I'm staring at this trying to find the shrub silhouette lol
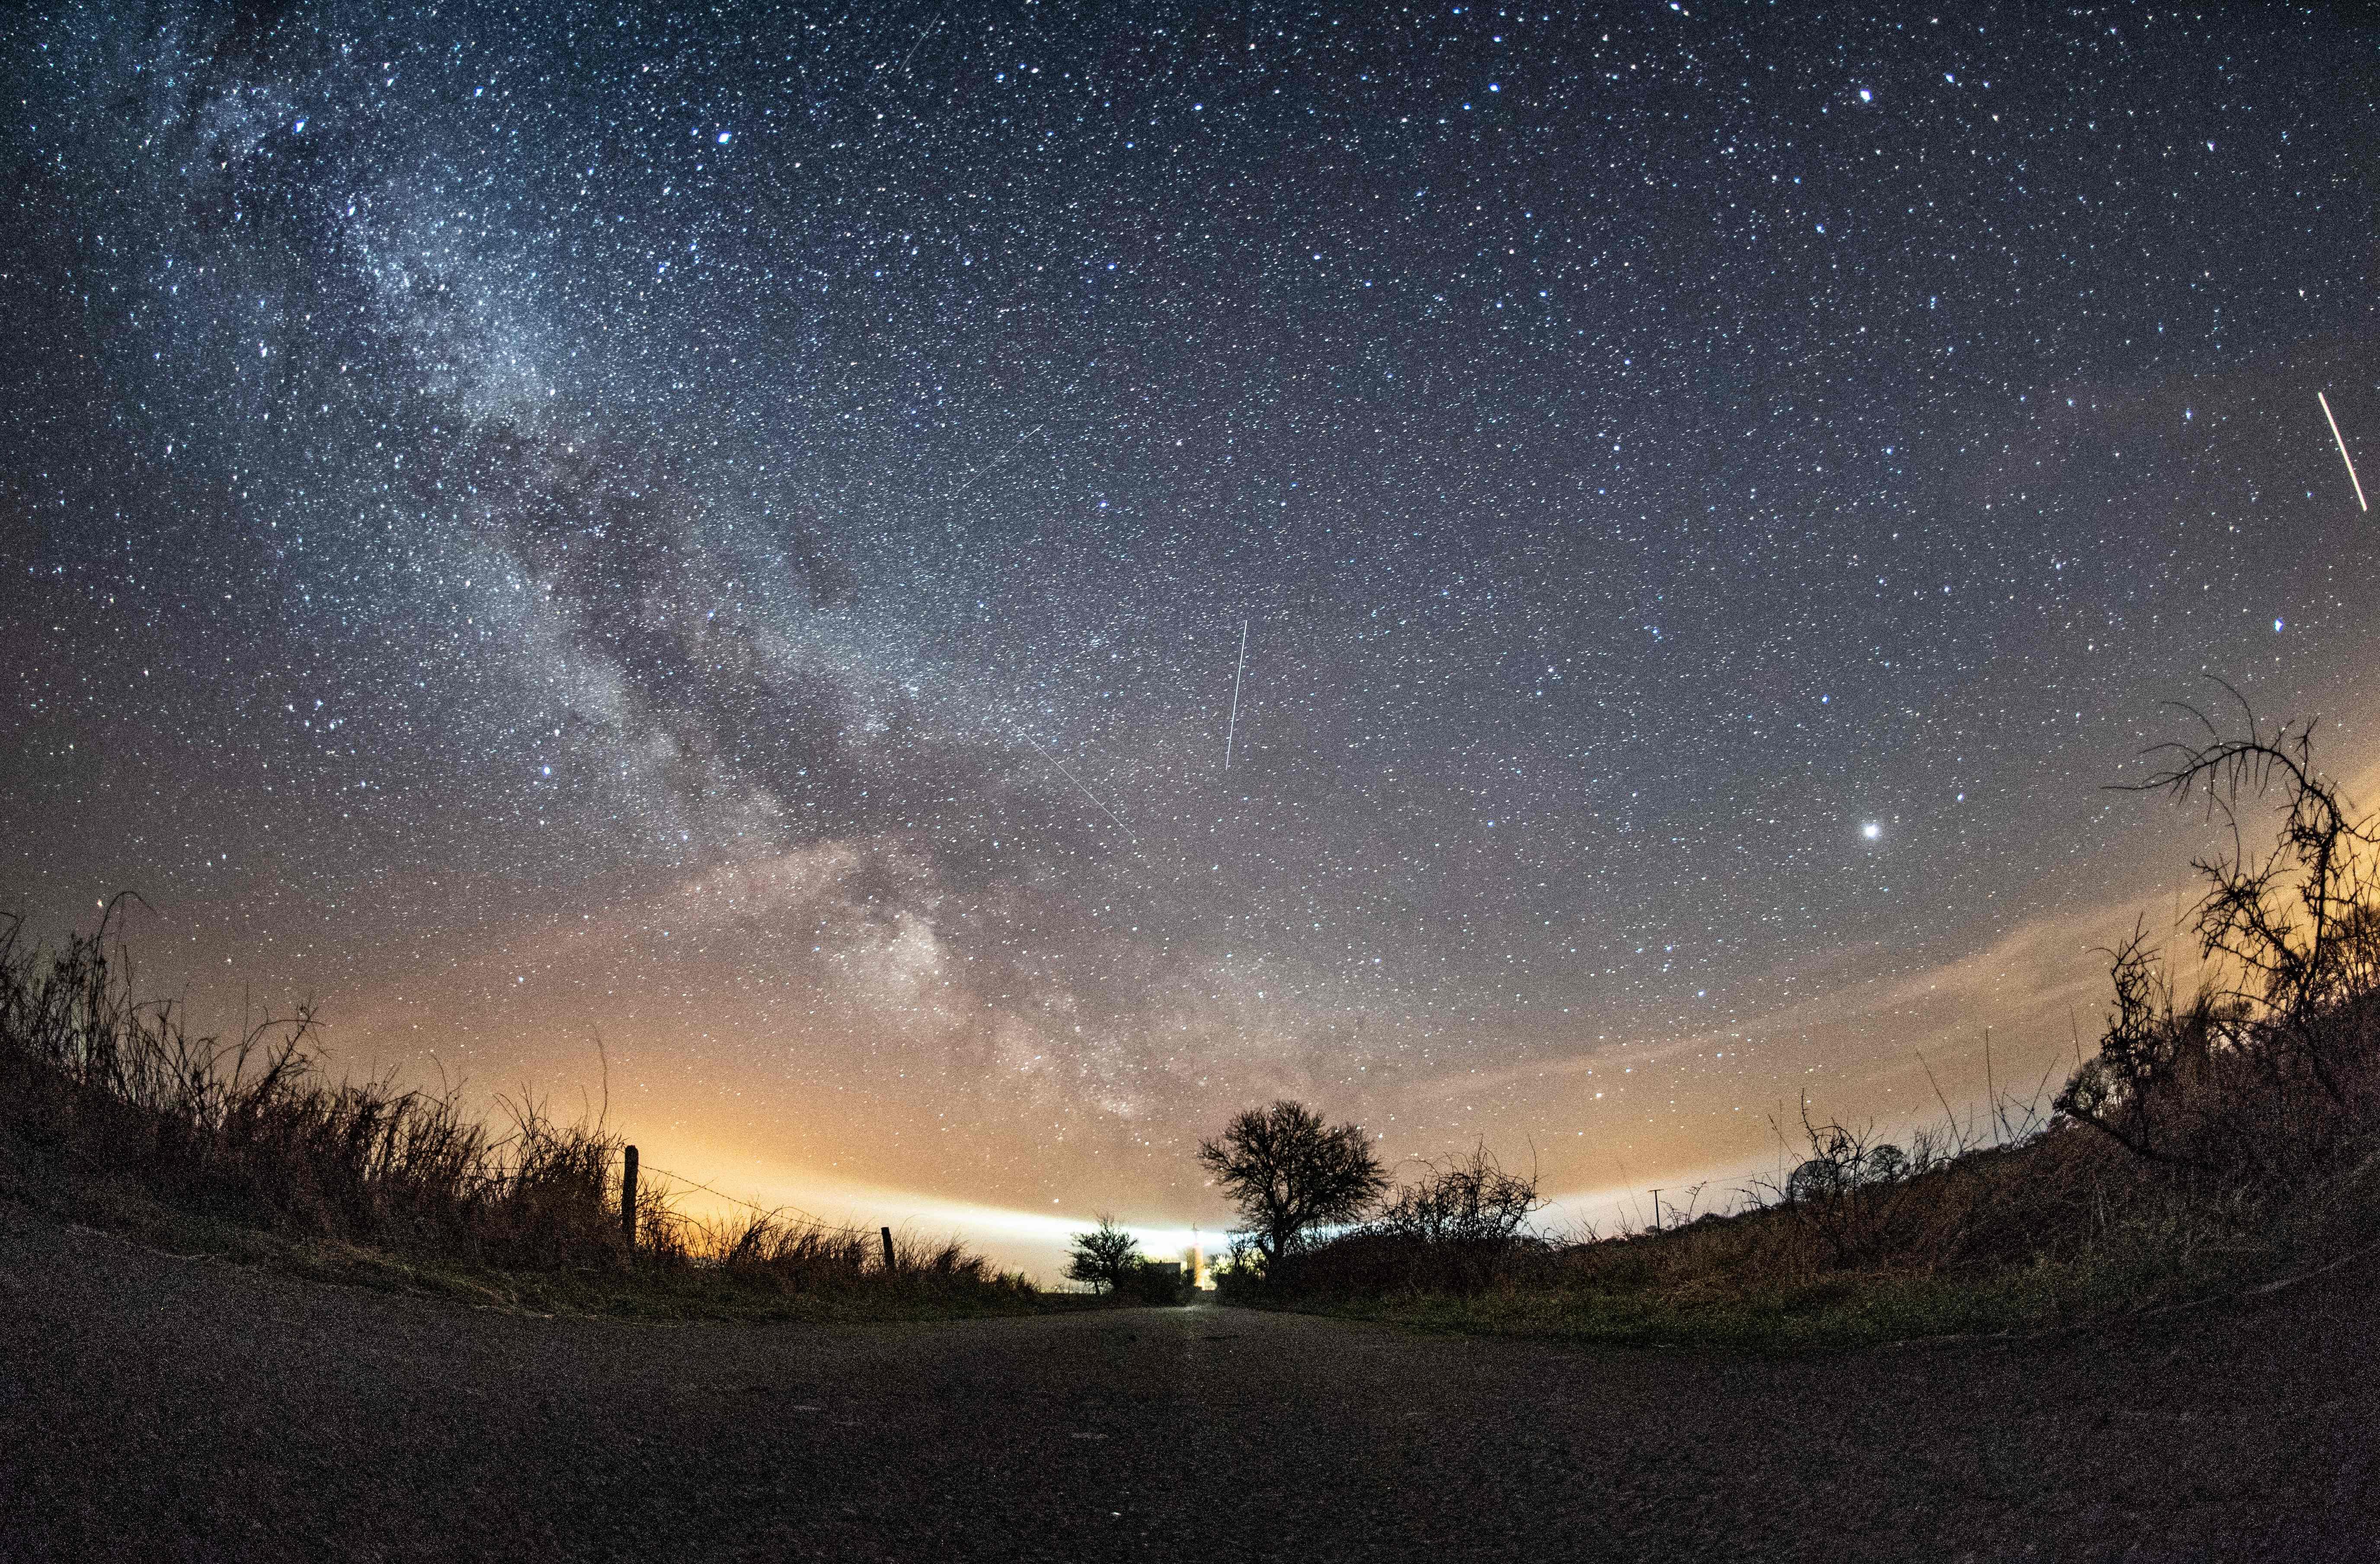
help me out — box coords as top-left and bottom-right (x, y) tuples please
(2060, 689), (2380, 1189)
(1115, 1256), (1191, 1305)
(1372, 1143), (1546, 1292)
(1778, 1115), (1939, 1268)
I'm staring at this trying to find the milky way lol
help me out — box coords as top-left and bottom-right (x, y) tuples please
(5, 3), (2379, 1256)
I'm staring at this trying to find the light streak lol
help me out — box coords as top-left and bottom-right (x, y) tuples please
(1020, 731), (1132, 839)
(1223, 617), (1248, 772)
(2319, 391), (2367, 513)
(948, 424), (1045, 502)
(899, 2), (945, 73)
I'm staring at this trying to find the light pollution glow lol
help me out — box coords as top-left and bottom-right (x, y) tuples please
(6, 3), (2380, 1283)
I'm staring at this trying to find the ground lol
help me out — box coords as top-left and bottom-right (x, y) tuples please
(0, 1203), (2370, 1561)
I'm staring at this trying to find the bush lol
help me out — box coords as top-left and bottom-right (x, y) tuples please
(1115, 1256), (1191, 1305)
(1262, 1144), (1545, 1298)
(2058, 695), (2380, 1192)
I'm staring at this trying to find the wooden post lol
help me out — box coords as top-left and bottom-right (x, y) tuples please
(880, 1224), (896, 1272)
(621, 1144), (640, 1252)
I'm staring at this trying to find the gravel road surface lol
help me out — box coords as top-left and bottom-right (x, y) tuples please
(0, 1204), (2371, 1561)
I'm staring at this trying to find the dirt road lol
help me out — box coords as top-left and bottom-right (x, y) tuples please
(0, 1205), (2370, 1561)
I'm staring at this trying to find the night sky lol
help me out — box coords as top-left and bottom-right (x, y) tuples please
(5, 2), (2378, 1269)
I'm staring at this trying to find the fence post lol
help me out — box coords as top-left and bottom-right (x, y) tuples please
(621, 1144), (640, 1252)
(880, 1224), (896, 1272)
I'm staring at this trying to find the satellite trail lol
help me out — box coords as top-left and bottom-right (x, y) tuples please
(2319, 392), (2367, 513)
(1223, 618), (1248, 772)
(947, 424), (1045, 502)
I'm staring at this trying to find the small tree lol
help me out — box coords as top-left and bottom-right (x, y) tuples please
(1064, 1214), (1140, 1294)
(1196, 1099), (1388, 1271)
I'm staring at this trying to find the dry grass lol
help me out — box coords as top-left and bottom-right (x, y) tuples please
(1264, 1106), (2380, 1350)
(0, 910), (1033, 1318)
(1261, 1003), (2380, 1348)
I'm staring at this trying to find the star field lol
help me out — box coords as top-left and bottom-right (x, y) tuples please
(4, 2), (2379, 1239)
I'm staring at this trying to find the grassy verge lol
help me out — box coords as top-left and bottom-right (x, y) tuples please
(39, 1184), (1066, 1325)
(1254, 1252), (2250, 1354)
(0, 915), (1059, 1324)
(1240, 1129), (2380, 1352)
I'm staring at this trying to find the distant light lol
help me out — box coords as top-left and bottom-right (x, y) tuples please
(1858, 88), (1872, 103)
(2274, 618), (2285, 633)
(717, 130), (732, 144)
(1862, 822), (1883, 840)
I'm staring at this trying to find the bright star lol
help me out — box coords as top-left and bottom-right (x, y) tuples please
(1862, 822), (1882, 840)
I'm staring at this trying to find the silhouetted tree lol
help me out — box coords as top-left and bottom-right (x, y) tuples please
(1196, 1099), (1388, 1271)
(1064, 1214), (1140, 1294)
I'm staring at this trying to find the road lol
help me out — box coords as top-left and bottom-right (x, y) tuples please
(0, 1204), (2371, 1561)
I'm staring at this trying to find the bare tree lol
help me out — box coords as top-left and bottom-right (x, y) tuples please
(1196, 1099), (1388, 1271)
(2129, 686), (2377, 1089)
(2059, 685), (2380, 1181)
(1064, 1214), (1140, 1295)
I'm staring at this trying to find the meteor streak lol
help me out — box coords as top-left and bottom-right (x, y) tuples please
(1223, 618), (1248, 772)
(947, 424), (1046, 502)
(2319, 391), (2367, 513)
(1019, 731), (1132, 839)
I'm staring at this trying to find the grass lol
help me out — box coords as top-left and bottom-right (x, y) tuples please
(0, 910), (1049, 1323)
(1244, 1122), (2380, 1352)
(1242, 1025), (2380, 1351)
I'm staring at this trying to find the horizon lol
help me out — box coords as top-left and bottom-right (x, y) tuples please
(6, 2), (2379, 1284)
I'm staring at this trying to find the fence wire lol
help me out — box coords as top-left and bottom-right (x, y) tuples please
(637, 1160), (876, 1240)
